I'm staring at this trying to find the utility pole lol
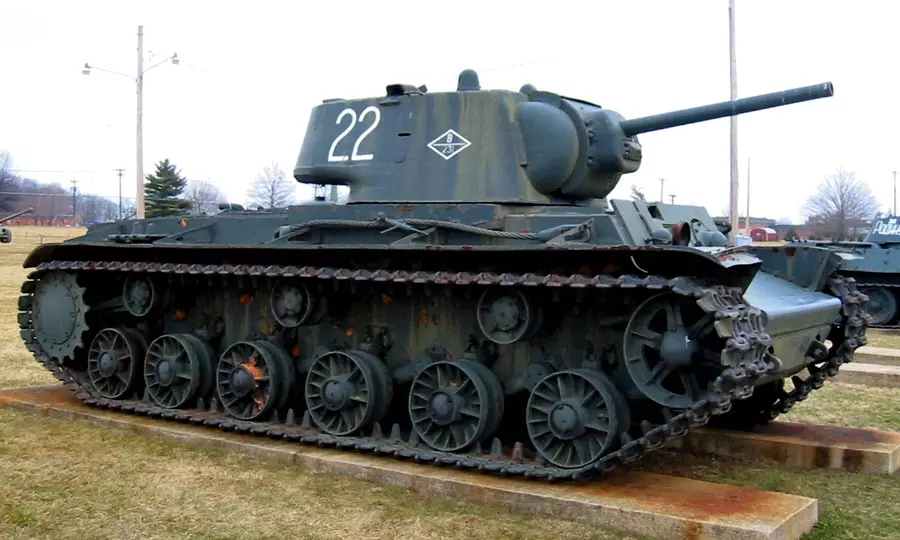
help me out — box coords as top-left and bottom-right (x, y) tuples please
(136, 25), (145, 219)
(893, 170), (897, 216)
(330, 185), (339, 203)
(114, 168), (125, 219)
(82, 26), (178, 218)
(745, 158), (751, 234)
(70, 179), (78, 226)
(728, 0), (739, 242)
(669, 194), (676, 204)
(659, 178), (665, 203)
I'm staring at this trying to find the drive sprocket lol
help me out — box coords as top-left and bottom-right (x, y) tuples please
(30, 270), (90, 361)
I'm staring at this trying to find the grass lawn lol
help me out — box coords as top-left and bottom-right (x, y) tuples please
(1, 227), (899, 540)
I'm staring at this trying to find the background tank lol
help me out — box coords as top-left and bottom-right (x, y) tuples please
(785, 215), (900, 327)
(0, 207), (34, 244)
(16, 70), (868, 481)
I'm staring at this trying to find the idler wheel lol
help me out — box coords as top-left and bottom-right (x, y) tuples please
(408, 360), (504, 452)
(87, 327), (147, 400)
(144, 333), (213, 409)
(304, 350), (392, 436)
(217, 341), (289, 421)
(623, 293), (725, 409)
(526, 369), (628, 469)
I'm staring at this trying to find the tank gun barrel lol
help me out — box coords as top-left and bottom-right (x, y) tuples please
(0, 207), (34, 225)
(619, 82), (834, 137)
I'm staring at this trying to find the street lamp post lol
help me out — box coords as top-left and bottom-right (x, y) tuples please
(728, 0), (739, 243)
(83, 25), (179, 219)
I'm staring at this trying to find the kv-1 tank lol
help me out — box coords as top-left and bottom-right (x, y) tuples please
(17, 70), (869, 481)
(785, 217), (900, 327)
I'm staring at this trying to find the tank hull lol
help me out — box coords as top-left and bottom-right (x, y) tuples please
(784, 240), (900, 328)
(15, 202), (869, 481)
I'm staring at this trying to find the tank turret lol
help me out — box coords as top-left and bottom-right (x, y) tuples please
(294, 70), (833, 205)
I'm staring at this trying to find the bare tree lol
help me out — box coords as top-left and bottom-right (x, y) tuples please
(802, 168), (880, 241)
(187, 180), (226, 215)
(246, 162), (297, 209)
(0, 150), (21, 212)
(629, 184), (647, 202)
(79, 194), (119, 224)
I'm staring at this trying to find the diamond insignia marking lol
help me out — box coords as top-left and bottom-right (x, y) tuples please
(427, 129), (472, 160)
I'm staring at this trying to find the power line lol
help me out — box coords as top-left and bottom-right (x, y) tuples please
(0, 190), (208, 204)
(10, 169), (99, 174)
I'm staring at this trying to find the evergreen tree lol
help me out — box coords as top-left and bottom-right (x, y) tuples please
(144, 159), (193, 218)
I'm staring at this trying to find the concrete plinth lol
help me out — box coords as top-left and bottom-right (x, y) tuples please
(853, 346), (900, 366)
(0, 385), (819, 540)
(669, 421), (900, 475)
(833, 362), (900, 387)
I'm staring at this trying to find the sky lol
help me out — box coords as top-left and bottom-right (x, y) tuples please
(0, 0), (897, 224)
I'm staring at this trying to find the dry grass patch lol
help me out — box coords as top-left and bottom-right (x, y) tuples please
(863, 329), (900, 351)
(774, 381), (900, 432)
(0, 408), (631, 540)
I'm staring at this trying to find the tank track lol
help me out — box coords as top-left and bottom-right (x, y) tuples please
(16, 259), (867, 482)
(760, 277), (869, 422)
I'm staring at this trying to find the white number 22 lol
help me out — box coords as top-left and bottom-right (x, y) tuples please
(327, 105), (381, 162)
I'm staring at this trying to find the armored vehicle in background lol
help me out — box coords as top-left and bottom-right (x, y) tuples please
(17, 70), (868, 481)
(786, 216), (900, 327)
(0, 207), (34, 244)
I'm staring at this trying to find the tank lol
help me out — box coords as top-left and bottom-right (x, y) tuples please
(16, 70), (869, 481)
(784, 216), (900, 327)
(0, 207), (34, 243)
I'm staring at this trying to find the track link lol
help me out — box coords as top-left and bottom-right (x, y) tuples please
(16, 259), (868, 482)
